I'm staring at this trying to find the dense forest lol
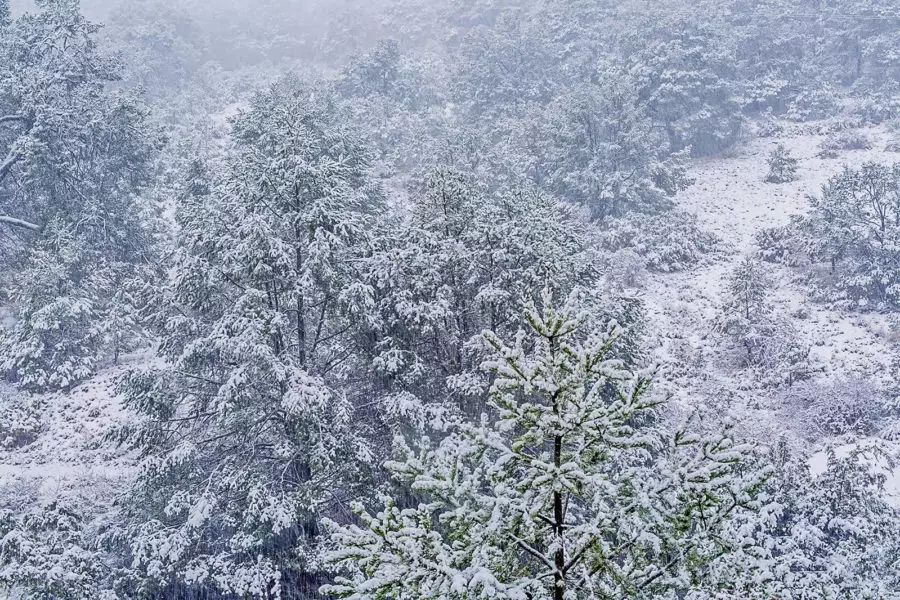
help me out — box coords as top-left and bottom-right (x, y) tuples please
(2, 0), (900, 598)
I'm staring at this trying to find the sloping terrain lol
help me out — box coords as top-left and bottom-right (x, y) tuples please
(2, 121), (899, 510)
(643, 120), (900, 497)
(0, 356), (146, 506)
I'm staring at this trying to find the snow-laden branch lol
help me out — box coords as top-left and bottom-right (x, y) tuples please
(0, 151), (20, 184)
(0, 215), (42, 232)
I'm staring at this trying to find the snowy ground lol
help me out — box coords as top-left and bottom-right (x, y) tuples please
(643, 120), (900, 469)
(0, 355), (146, 508)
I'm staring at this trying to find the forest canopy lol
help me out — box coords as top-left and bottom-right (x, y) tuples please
(2, 0), (900, 599)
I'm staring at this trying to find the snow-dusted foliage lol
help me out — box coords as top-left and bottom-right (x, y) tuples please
(764, 144), (799, 183)
(692, 441), (900, 599)
(0, 495), (113, 600)
(0, 386), (41, 449)
(756, 217), (808, 267)
(450, 14), (556, 121)
(771, 163), (900, 309)
(0, 0), (159, 391)
(361, 168), (630, 420)
(526, 77), (693, 219)
(782, 377), (892, 438)
(785, 86), (842, 122)
(716, 257), (812, 385)
(337, 39), (439, 175)
(626, 20), (744, 157)
(599, 209), (721, 273)
(338, 39), (430, 111)
(852, 87), (900, 125)
(819, 129), (873, 152)
(324, 292), (768, 600)
(113, 75), (381, 597)
(5, 1), (900, 598)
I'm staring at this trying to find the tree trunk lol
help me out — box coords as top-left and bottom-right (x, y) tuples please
(553, 432), (565, 600)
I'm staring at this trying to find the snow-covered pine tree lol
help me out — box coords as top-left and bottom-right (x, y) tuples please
(0, 0), (160, 390)
(451, 14), (557, 121)
(115, 74), (382, 598)
(361, 167), (644, 424)
(693, 441), (900, 599)
(718, 256), (771, 365)
(627, 20), (743, 157)
(338, 39), (427, 109)
(324, 290), (768, 600)
(716, 256), (811, 384)
(726, 256), (769, 319)
(532, 74), (693, 219)
(764, 143), (799, 183)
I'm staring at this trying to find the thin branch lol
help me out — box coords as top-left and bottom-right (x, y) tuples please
(511, 535), (556, 572)
(0, 215), (41, 232)
(562, 538), (596, 575)
(0, 151), (21, 185)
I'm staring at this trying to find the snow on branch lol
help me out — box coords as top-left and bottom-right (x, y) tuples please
(0, 215), (42, 232)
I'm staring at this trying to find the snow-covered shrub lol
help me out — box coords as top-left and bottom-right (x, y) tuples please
(783, 377), (889, 437)
(786, 85), (841, 121)
(887, 314), (900, 344)
(0, 496), (112, 599)
(599, 209), (722, 272)
(665, 337), (707, 381)
(754, 115), (784, 138)
(716, 257), (813, 385)
(820, 129), (873, 151)
(600, 248), (648, 290)
(0, 261), (148, 392)
(756, 218), (806, 266)
(756, 322), (815, 387)
(716, 257), (771, 366)
(0, 389), (41, 450)
(816, 148), (841, 159)
(0, 292), (100, 392)
(851, 90), (900, 124)
(821, 116), (870, 134)
(884, 139), (900, 153)
(764, 143), (799, 183)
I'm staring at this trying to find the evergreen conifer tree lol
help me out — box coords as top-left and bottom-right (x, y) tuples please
(324, 291), (768, 600)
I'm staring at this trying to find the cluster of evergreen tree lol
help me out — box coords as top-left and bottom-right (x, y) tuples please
(760, 162), (900, 310)
(2, 1), (900, 599)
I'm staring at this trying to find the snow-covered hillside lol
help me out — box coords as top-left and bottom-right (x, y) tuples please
(643, 120), (900, 494)
(0, 357), (141, 506)
(6, 0), (900, 597)
(4, 120), (899, 510)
